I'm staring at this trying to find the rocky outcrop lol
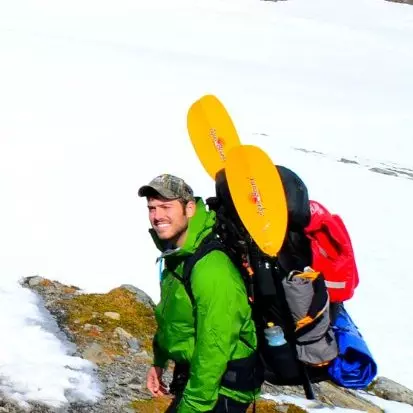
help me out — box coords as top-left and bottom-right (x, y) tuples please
(385, 0), (413, 5)
(369, 377), (413, 406)
(1, 276), (411, 412)
(292, 146), (413, 182)
(16, 276), (162, 413)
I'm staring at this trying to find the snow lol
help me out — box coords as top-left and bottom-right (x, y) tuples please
(263, 392), (413, 413)
(262, 393), (364, 413)
(0, 281), (101, 408)
(0, 0), (412, 410)
(359, 392), (413, 413)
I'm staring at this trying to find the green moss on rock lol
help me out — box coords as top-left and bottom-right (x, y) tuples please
(131, 397), (173, 412)
(247, 399), (308, 412)
(285, 404), (308, 413)
(61, 287), (157, 355)
(130, 398), (306, 413)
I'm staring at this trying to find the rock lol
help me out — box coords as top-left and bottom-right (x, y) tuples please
(370, 376), (413, 406)
(385, 0), (413, 4)
(127, 337), (141, 352)
(113, 327), (141, 352)
(17, 277), (159, 412)
(317, 381), (383, 413)
(120, 284), (156, 309)
(113, 326), (133, 341)
(339, 158), (359, 165)
(19, 276), (413, 413)
(369, 167), (398, 177)
(83, 342), (112, 364)
(104, 311), (121, 320)
(84, 323), (104, 332)
(27, 275), (44, 287)
(261, 380), (385, 413)
(128, 382), (142, 391)
(387, 168), (413, 179)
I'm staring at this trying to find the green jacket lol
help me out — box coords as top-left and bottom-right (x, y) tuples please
(151, 198), (259, 412)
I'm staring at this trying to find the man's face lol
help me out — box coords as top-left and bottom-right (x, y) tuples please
(147, 197), (195, 246)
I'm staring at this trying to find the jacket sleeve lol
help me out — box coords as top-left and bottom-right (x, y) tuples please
(177, 251), (246, 413)
(152, 331), (169, 368)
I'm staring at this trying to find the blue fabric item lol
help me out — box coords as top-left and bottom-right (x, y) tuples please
(328, 304), (377, 389)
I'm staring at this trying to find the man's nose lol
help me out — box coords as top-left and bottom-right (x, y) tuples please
(153, 208), (167, 221)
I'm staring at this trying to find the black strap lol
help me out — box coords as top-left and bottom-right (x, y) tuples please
(307, 273), (329, 321)
(181, 233), (228, 306)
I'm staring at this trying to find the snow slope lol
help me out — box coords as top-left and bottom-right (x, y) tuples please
(0, 0), (412, 408)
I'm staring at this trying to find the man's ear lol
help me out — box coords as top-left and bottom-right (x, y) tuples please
(185, 200), (196, 218)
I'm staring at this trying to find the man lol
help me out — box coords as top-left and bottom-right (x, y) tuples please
(138, 174), (262, 413)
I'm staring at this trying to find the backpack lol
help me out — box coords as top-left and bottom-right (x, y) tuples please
(180, 166), (375, 397)
(181, 168), (337, 399)
(275, 165), (360, 302)
(305, 200), (359, 302)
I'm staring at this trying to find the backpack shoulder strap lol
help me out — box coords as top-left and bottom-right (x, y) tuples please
(182, 233), (228, 306)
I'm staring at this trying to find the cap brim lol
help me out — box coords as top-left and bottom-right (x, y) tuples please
(138, 185), (158, 197)
(138, 185), (178, 200)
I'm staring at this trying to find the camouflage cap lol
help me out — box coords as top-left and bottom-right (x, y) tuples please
(138, 174), (195, 202)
